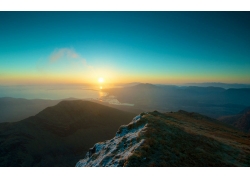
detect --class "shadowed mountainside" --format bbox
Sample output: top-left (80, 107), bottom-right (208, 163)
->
top-left (219, 107), bottom-right (250, 132)
top-left (0, 97), bottom-right (61, 123)
top-left (0, 97), bottom-right (143, 123)
top-left (77, 110), bottom-right (250, 167)
top-left (0, 100), bottom-right (136, 166)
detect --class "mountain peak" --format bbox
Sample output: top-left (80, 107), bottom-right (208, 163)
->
top-left (0, 100), bottom-right (136, 166)
top-left (129, 83), bottom-right (158, 89)
top-left (34, 100), bottom-right (136, 136)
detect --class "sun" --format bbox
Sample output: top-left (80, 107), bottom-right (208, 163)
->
top-left (98, 77), bottom-right (104, 83)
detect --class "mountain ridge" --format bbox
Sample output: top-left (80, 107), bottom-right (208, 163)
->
top-left (0, 100), bottom-right (136, 166)
top-left (219, 106), bottom-right (250, 132)
top-left (0, 97), bottom-right (61, 123)
top-left (77, 110), bottom-right (250, 167)
top-left (105, 84), bottom-right (250, 118)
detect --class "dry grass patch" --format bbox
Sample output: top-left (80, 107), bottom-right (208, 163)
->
top-left (125, 111), bottom-right (250, 167)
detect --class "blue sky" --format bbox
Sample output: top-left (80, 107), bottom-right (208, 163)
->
top-left (0, 12), bottom-right (250, 84)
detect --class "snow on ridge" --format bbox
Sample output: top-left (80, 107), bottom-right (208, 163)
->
top-left (133, 115), bottom-right (141, 122)
top-left (76, 114), bottom-right (147, 167)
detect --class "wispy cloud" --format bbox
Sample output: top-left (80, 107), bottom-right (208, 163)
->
top-left (36, 47), bottom-right (94, 73)
top-left (48, 47), bottom-right (91, 68)
top-left (49, 48), bottom-right (79, 63)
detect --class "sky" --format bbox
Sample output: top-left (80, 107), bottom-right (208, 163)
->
top-left (0, 12), bottom-right (250, 85)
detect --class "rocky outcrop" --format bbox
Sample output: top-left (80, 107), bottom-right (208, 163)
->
top-left (76, 114), bottom-right (147, 167)
top-left (76, 111), bottom-right (250, 167)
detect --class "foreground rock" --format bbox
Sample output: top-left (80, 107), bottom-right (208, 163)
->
top-left (76, 114), bottom-right (147, 167)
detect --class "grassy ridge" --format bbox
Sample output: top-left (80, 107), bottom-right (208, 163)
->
top-left (125, 111), bottom-right (250, 166)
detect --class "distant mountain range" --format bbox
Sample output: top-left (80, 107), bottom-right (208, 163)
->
top-left (0, 100), bottom-right (135, 166)
top-left (0, 97), bottom-right (143, 123)
top-left (2, 83), bottom-right (250, 122)
top-left (183, 82), bottom-right (250, 89)
top-left (0, 97), bottom-right (61, 123)
top-left (77, 110), bottom-right (250, 167)
top-left (105, 83), bottom-right (250, 118)
top-left (219, 107), bottom-right (250, 133)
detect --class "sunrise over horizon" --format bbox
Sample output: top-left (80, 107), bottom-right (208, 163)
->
top-left (1, 9), bottom-right (250, 170)
top-left (1, 12), bottom-right (250, 85)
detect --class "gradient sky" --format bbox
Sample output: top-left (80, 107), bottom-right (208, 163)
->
top-left (0, 12), bottom-right (250, 85)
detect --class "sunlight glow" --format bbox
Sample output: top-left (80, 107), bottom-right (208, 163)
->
top-left (98, 77), bottom-right (104, 83)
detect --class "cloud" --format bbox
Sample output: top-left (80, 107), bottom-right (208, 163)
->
top-left (49, 47), bottom-right (90, 68)
top-left (50, 48), bottom-right (79, 63)
top-left (36, 47), bottom-right (95, 76)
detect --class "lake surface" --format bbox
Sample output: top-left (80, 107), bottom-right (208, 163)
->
top-left (0, 85), bottom-right (106, 100)
top-left (0, 84), bottom-right (134, 106)
top-left (98, 95), bottom-right (134, 106)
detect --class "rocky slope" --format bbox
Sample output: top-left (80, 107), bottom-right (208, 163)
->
top-left (76, 110), bottom-right (250, 167)
top-left (76, 114), bottom-right (146, 167)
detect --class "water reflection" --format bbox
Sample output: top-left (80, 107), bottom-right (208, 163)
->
top-left (0, 84), bottom-right (134, 106)
top-left (0, 85), bottom-right (103, 100)
top-left (98, 91), bottom-right (106, 99)
top-left (99, 95), bottom-right (134, 106)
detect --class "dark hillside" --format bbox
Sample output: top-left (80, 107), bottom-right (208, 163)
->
top-left (219, 107), bottom-right (250, 132)
top-left (0, 97), bottom-right (61, 123)
top-left (0, 100), bottom-right (136, 166)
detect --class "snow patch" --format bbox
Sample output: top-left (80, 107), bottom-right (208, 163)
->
top-left (76, 114), bottom-right (147, 167)
top-left (133, 115), bottom-right (141, 122)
